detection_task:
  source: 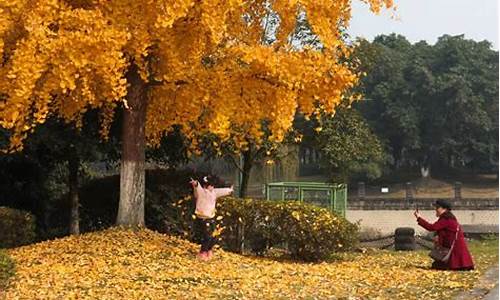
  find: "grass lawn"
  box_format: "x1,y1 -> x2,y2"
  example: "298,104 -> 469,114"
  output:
0,249 -> 14,294
467,237 -> 499,270
2,228 -> 498,299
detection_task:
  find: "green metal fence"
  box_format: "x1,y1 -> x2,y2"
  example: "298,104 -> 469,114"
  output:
264,182 -> 347,217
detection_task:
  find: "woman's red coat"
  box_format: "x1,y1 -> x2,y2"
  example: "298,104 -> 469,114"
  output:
417,216 -> 474,270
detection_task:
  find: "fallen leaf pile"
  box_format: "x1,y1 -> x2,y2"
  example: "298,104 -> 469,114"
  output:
3,228 -> 492,299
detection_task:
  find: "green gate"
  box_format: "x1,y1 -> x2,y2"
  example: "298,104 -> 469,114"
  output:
264,182 -> 347,217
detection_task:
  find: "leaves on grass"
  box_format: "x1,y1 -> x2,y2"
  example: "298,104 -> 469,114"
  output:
4,228 -> 493,299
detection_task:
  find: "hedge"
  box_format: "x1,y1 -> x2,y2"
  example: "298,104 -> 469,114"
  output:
220,198 -> 359,261
167,196 -> 359,261
73,169 -> 223,233
0,207 -> 36,248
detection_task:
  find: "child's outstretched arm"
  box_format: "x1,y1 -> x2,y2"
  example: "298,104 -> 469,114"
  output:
190,178 -> 203,199
214,185 -> 234,198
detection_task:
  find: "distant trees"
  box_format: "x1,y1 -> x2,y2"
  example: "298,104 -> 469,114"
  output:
354,34 -> 498,177
318,108 -> 385,182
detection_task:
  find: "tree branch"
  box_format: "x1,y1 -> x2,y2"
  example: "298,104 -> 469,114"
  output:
225,154 -> 244,173
252,74 -> 289,89
148,79 -> 189,87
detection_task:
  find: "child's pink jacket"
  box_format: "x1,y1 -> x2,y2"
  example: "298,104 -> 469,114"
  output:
194,183 -> 233,219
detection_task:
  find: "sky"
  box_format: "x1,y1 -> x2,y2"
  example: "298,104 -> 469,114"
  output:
348,0 -> 499,50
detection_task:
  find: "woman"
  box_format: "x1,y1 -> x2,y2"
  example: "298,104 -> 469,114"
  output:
414,200 -> 474,270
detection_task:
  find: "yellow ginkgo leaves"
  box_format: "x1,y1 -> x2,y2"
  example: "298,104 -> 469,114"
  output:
4,228 -> 495,300
0,0 -> 393,153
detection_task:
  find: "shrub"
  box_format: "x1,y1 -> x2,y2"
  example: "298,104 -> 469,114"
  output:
75,169 -> 223,233
217,198 -> 359,261
143,169 -> 224,236
79,175 -> 120,232
0,207 -> 36,248
0,250 -> 15,290
163,196 -> 359,261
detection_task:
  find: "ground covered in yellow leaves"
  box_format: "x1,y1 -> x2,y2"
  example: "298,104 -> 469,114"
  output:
3,228 -> 498,299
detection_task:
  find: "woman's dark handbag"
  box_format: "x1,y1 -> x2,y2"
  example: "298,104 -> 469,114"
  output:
429,225 -> 459,262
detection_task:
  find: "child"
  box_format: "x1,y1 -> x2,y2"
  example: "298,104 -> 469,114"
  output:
190,175 -> 233,261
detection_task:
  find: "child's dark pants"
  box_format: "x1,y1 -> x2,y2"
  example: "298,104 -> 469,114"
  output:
195,217 -> 217,252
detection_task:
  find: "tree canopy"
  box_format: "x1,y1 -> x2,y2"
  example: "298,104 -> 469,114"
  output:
1,0 -> 394,225
1,0 -> 393,151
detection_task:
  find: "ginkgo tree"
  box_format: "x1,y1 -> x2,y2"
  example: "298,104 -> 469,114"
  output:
0,0 -> 393,227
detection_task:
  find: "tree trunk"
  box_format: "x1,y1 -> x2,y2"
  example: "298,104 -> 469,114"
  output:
239,150 -> 253,198
420,153 -> 431,179
420,166 -> 431,178
116,64 -> 148,227
69,148 -> 80,235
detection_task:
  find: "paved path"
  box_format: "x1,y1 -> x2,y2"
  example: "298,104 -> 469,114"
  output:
482,284 -> 498,300
455,265 -> 499,300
